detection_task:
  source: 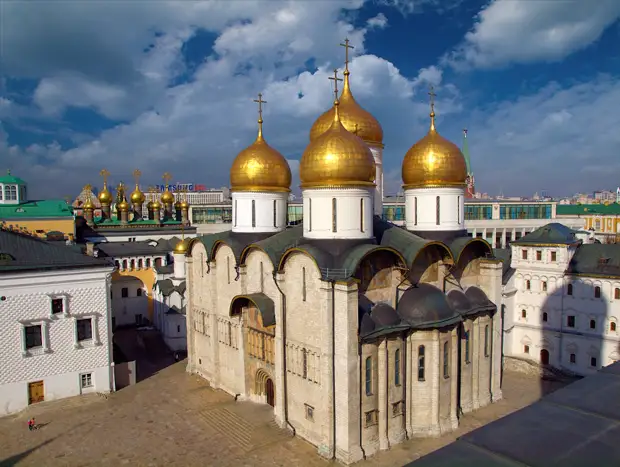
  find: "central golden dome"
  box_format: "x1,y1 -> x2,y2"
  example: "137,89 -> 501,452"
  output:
98,184 -> 113,205
161,188 -> 175,205
300,98 -> 376,189
230,98 -> 291,193
402,110 -> 467,189
130,184 -> 145,204
309,70 -> 383,147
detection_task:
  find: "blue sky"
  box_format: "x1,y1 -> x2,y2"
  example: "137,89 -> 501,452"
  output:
1,0 -> 620,200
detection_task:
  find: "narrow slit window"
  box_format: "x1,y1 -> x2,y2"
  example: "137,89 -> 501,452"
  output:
332,198 -> 337,233
394,349 -> 401,386
418,345 -> 425,381
365,356 -> 372,396
360,198 -> 364,232
251,200 -> 256,228
443,341 -> 449,378
227,256 -> 231,284
273,199 -> 277,228
302,267 -> 307,302
234,199 -> 237,226
414,197 -> 418,226
457,196 -> 460,224
436,196 -> 440,225
308,198 -> 312,232
484,324 -> 489,357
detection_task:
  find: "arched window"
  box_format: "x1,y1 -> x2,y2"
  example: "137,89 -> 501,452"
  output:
436,196 -> 441,225
122,259 -> 128,270
567,283 -> 573,296
595,219 -> 601,230
484,325 -> 490,357
464,330 -> 470,363
443,341 -> 449,378
594,286 -> 601,298
251,200 -> 256,228
302,267 -> 307,302
525,280 -> 531,290
543,312 -> 548,322
234,199 -> 237,227
394,349 -> 401,386
137,288 -> 142,297
115,260 -> 120,269
590,319 -> 596,329
611,322 -> 617,332
521,309 -> 527,319
360,198 -> 364,232
414,197 -> 418,226
332,198 -> 337,232
273,199 -> 277,228
308,198 -> 312,231
365,356 -> 372,396
417,345 -> 425,381
615,288 -> 620,299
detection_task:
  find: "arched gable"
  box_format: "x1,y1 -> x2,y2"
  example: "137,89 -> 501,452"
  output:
240,244 -> 274,269
343,245 -> 407,278
278,247 -> 322,277
186,237 -> 203,258
229,293 -> 275,327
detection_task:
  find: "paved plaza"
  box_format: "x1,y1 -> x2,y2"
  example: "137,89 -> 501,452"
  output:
0,362 -> 574,467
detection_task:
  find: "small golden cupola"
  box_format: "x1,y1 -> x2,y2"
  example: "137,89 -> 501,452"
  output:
300,69 -> 376,189
160,172 -> 175,205
309,38 -> 383,147
230,94 -> 291,234
229,94 -> 291,193
98,169 -> 113,220
402,87 -> 467,189
130,169 -> 146,206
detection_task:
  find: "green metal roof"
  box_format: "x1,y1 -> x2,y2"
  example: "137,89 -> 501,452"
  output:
512,223 -> 579,246
0,170 -> 26,185
0,199 -> 73,219
556,203 -> 620,216
567,244 -> 620,277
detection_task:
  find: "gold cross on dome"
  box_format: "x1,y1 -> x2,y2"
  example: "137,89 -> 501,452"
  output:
162,172 -> 172,185
83,184 -> 93,191
340,37 -> 355,71
99,169 -> 110,184
253,93 -> 267,121
328,68 -> 343,100
428,85 -> 437,114
133,169 -> 142,184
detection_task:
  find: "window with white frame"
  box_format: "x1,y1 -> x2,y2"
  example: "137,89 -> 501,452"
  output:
48,295 -> 68,317
21,321 -> 49,355
80,373 -> 93,388
25,325 -> 42,349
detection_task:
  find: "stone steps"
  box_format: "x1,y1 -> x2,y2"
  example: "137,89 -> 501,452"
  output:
199,408 -> 253,451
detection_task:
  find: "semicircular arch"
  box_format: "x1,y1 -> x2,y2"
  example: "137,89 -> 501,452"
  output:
277,247 -> 322,276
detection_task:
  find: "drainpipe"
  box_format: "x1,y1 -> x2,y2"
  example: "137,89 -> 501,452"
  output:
331,279 -> 337,460
358,337 -> 367,460
402,331 -> 409,440
272,272 -> 296,436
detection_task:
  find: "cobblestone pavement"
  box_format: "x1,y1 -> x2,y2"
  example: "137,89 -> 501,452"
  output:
0,363 -> 574,467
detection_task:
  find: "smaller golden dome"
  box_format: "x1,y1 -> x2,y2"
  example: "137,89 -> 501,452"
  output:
174,200 -> 182,209
174,239 -> 188,254
150,199 -> 161,210
83,197 -> 95,210
130,185 -> 145,204
180,200 -> 189,209
117,200 -> 130,212
98,186 -> 113,205
402,102 -> 467,189
161,188 -> 175,204
300,96 -> 376,189
230,94 -> 291,193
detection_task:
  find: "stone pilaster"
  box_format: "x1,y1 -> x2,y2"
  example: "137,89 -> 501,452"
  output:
479,260 -> 504,402
405,334 -> 413,437
318,280 -> 335,459
378,338 -> 389,450
449,327 -> 459,430
430,330 -> 440,436
273,272 -> 286,428
333,280 -> 364,464
472,318 -> 480,410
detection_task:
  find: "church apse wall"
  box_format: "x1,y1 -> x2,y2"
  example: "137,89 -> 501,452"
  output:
281,252 -> 326,448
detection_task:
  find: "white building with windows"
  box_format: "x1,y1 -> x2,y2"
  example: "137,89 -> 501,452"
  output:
0,228 -> 115,415
502,223 -> 620,376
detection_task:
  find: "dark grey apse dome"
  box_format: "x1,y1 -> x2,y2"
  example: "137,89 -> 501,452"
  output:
397,283 -> 461,329
360,312 -> 376,335
446,289 -> 473,315
370,302 -> 400,327
465,286 -> 495,312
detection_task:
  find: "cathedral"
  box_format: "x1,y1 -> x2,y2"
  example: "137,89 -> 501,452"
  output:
185,40 -> 503,464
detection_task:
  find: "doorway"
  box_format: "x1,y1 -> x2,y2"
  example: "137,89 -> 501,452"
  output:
28,381 -> 44,405
265,378 -> 275,407
540,348 -> 550,365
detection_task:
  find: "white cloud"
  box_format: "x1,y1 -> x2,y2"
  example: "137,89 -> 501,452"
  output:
446,0 -> 620,69
367,13 -> 388,29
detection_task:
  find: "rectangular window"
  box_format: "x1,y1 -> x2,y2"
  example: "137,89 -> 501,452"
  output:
80,373 -> 93,388
591,357 -> 597,367
332,198 -> 337,233
177,325 -> 181,333
524,344 -> 530,354
260,262 -> 264,293
522,249 -> 528,260
234,199 -> 237,227
121,287 -> 128,298
615,288 -> 620,300
77,318 -> 93,342
365,356 -> 373,396
305,404 -> 314,421
536,250 -> 542,261
25,325 -> 43,349
567,315 -> 575,328
443,341 -> 449,378
542,281 -> 547,292
551,251 -> 557,262
484,325 -> 489,357
273,199 -> 277,228
308,198 -> 312,231
51,298 -> 64,314
418,345 -> 425,381
570,353 -> 576,364
365,410 -> 377,427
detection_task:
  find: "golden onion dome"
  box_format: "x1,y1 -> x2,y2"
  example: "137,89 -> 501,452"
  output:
117,200 -> 130,212
174,238 -> 188,254
180,200 -> 189,209
300,97 -> 376,189
98,185 -> 113,205
161,188 -> 175,204
230,98 -> 291,192
83,197 -> 95,210
309,70 -> 383,147
402,110 -> 467,189
130,185 -> 146,204
150,199 -> 161,210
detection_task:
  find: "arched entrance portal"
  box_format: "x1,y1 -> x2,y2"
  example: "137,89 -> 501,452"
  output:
266,378 -> 275,407
540,348 -> 550,365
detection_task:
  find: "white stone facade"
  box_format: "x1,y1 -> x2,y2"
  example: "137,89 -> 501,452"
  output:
302,188 -> 375,240
0,267 -> 114,415
232,191 -> 289,234
152,252 -> 187,352
505,243 -> 620,375
185,232 -> 503,464
405,187 -> 465,232
369,146 -> 384,217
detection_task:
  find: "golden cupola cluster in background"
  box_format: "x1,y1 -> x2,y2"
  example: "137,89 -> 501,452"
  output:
309,38 -> 383,148
229,93 -> 292,193
401,87 -> 467,189
300,68 -> 376,189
